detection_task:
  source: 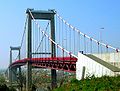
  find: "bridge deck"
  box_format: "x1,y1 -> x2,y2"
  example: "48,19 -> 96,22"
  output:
11,57 -> 77,72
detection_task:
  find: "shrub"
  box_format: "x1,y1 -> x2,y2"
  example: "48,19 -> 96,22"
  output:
53,76 -> 120,91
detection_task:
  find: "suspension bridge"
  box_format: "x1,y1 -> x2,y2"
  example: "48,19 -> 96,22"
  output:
7,9 -> 120,91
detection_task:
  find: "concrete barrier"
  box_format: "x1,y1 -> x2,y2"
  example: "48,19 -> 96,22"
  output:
76,52 -> 120,80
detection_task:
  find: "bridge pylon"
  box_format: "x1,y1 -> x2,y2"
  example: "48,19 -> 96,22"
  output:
9,46 -> 21,88
26,8 -> 57,90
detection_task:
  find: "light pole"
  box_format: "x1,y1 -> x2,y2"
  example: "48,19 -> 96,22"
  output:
99,27 -> 104,42
99,27 -> 104,55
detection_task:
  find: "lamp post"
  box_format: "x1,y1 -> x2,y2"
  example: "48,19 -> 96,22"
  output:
100,27 -> 104,42
99,27 -> 104,55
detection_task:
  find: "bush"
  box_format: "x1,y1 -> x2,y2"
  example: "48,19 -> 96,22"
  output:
53,76 -> 120,91
0,75 -> 6,85
9,86 -> 17,91
0,84 -> 9,91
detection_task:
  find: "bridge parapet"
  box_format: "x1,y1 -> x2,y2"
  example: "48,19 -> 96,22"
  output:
76,52 -> 120,80
93,52 -> 120,68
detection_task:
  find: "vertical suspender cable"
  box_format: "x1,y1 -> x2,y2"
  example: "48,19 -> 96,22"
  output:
62,19 -> 64,57
78,31 -> 80,53
20,16 -> 28,59
47,33 -> 49,60
62,18 -> 64,47
35,21 -> 37,58
90,38 -> 92,53
106,45 -> 108,53
84,34 -> 86,54
35,22 -> 39,58
32,21 -> 34,58
65,23 -> 67,56
98,42 -> 100,54
113,50 -> 116,66
116,49 -> 119,67
59,17 -> 61,51
69,25 -> 71,53
73,28 -> 75,55
55,15 -> 58,58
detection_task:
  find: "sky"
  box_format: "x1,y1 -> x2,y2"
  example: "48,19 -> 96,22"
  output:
0,0 -> 120,69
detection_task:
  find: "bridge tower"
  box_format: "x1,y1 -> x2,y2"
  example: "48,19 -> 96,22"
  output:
9,46 -> 21,87
26,9 -> 57,91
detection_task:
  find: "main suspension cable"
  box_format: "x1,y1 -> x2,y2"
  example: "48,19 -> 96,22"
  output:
56,12 -> 120,52
20,15 -> 28,48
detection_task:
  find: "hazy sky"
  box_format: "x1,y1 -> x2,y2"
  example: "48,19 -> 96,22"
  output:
0,0 -> 120,69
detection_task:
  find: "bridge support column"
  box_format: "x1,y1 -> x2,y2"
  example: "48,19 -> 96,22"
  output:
26,9 -> 57,90
9,50 -> 12,86
18,66 -> 22,91
26,10 -> 32,91
11,67 -> 17,82
50,13 -> 57,89
17,49 -> 23,91
9,46 -> 21,86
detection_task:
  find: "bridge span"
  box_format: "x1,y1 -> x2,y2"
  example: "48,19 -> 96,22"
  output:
7,8 -> 120,91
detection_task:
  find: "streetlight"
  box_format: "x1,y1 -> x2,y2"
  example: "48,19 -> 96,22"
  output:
99,27 -> 104,42
99,27 -> 104,55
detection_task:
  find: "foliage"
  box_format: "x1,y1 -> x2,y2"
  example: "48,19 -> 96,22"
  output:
0,73 -> 16,91
0,74 -> 6,85
53,75 -> 120,91
0,84 -> 9,91
8,86 -> 17,91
